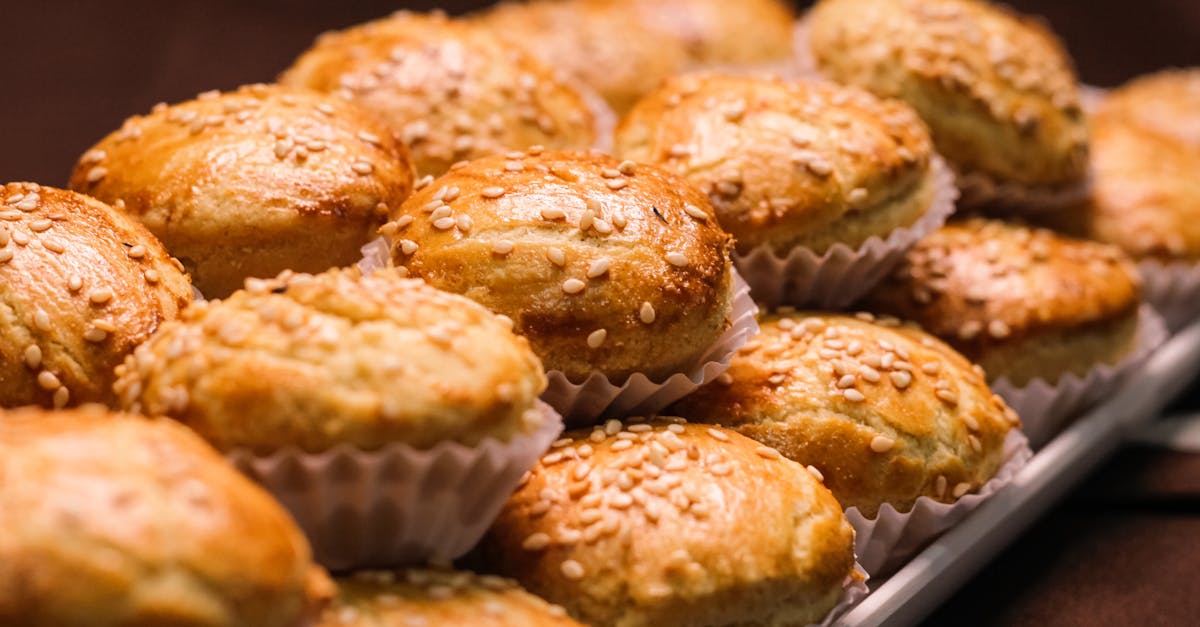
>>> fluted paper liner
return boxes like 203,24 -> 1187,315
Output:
733,155 -> 956,309
846,429 -> 1033,576
1139,260 -> 1200,332
811,563 -> 870,627
991,304 -> 1168,447
543,269 -> 760,426
227,401 -> 564,571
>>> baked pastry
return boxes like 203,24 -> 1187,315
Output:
0,406 -> 331,626
616,74 -> 939,255
69,84 -> 414,298
804,0 -> 1089,202
0,183 -> 192,409
672,312 -> 1019,517
114,267 -> 547,454
1094,68 -> 1200,150
317,570 -> 582,627
476,0 -> 796,115
865,219 -> 1142,387
280,11 -> 601,178
477,419 -> 855,626
381,149 -> 735,384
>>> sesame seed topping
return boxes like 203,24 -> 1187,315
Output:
605,179 -> 628,191
870,435 -> 895,453
127,245 -> 146,259
683,203 -> 708,221
836,374 -> 857,389
922,361 -> 942,375
578,209 -> 594,231
560,560 -> 585,580
562,278 -> 586,294
611,439 -> 633,451
492,240 -> 514,255
399,239 -> 419,255
546,247 -> 566,266
480,186 -> 506,199
0,249 -> 11,264
33,309 -> 51,332
587,329 -> 607,348
756,446 -> 781,460
143,270 -> 159,284
23,345 -> 42,369
85,166 -> 108,183
541,206 -> 565,221
706,428 -> 729,442
665,252 -> 688,267
415,175 -> 433,190
952,482 -> 972,499
958,321 -> 983,340
89,288 -> 113,305
83,327 -> 107,343
455,214 -> 473,232
848,187 -> 868,205
890,370 -> 913,389
963,414 -> 980,431
52,387 -> 69,408
639,302 -> 656,324
351,161 -> 374,175
587,258 -> 610,278
969,435 -> 983,453
601,168 -> 621,179
504,161 -> 524,172
432,217 -> 456,230
618,160 -> 637,175
29,219 -> 52,233
936,389 -> 959,405
37,370 -> 61,390
988,320 -> 1011,339
807,465 -> 825,482
843,389 -> 866,402
422,200 -> 445,213
394,215 -> 414,229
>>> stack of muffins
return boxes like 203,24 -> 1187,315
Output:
0,0 -> 1189,625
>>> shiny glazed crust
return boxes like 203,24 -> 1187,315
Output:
866,219 -> 1143,385
280,11 -> 599,177
0,407 -> 332,627
672,313 -> 1018,517
317,570 -> 583,627
476,0 -> 796,115
69,84 -> 415,298
383,149 -> 735,384
0,184 -> 193,408
114,268 -> 547,454
477,420 -> 855,627
807,0 -> 1088,189
616,74 -> 937,254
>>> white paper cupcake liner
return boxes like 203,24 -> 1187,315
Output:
733,155 -> 956,309
227,401 -> 564,571
953,166 -> 1094,215
845,428 -> 1033,576
811,563 -> 870,627
1139,259 -> 1200,331
991,304 -> 1168,448
544,269 -> 760,426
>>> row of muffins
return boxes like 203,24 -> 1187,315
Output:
4,1 -> 1190,624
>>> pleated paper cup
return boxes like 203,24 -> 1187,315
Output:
1139,260 -> 1200,332
227,401 -> 563,571
732,155 -> 956,309
953,166 -> 1094,215
846,429 -> 1033,576
543,270 -> 760,426
992,304 -> 1168,448
813,564 -> 870,627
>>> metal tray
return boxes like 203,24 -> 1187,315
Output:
841,320 -> 1200,626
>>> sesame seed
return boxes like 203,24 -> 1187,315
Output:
0,211 -> 21,222
706,428 -> 729,442
0,249 -> 12,264
480,186 -> 505,198
52,387 -> 69,408
963,414 -> 980,431
546,247 -> 566,266
922,361 -> 942,375
637,301 -> 657,324
587,329 -> 607,348
890,370 -> 913,389
578,209 -> 595,231
683,203 -> 708,221
504,161 -> 524,172
756,446 -> 781,460
870,435 -> 895,453
843,389 -> 866,402
618,160 -> 637,175
42,239 -> 64,254
432,217 -> 455,230
969,435 -> 983,453
668,144 -> 691,157
611,439 -> 632,451
455,214 -> 473,232
605,179 -> 627,191
601,168 -> 621,179
422,200 -> 445,213
492,240 -> 514,255
562,278 -> 586,294
952,482 -> 972,498
37,370 -> 61,390
958,321 -> 983,340
848,188 -> 868,205
665,252 -> 688,267
936,475 -> 949,498
352,161 -> 374,175
88,288 -> 113,304
541,452 -> 564,465
988,320 -> 1011,339
83,327 -> 107,343
807,465 -> 825,482
143,270 -> 158,284
836,374 -> 857,389
560,560 -> 585,580
611,212 -> 627,229
85,166 -> 108,183
541,206 -> 565,220
398,239 -> 418,255
32,309 -> 51,331
415,175 -> 433,190
357,131 -> 381,145
23,345 -> 42,369
429,206 -> 452,221
936,389 -> 959,405
587,258 -> 610,278
29,219 -> 52,233
127,245 -> 146,259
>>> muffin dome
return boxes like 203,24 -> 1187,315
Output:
673,312 -> 1019,517
0,407 -> 331,627
114,268 -> 547,454
280,11 -> 601,177
382,149 -> 735,384
806,0 -> 1088,194
0,183 -> 192,409
616,74 -> 938,254
70,84 -> 415,298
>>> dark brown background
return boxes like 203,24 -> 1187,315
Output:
2,2 -> 1199,625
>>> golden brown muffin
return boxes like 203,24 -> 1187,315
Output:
477,420 -> 855,627
69,84 -> 414,298
672,312 -> 1019,517
279,11 -> 599,178
616,74 -> 938,254
318,570 -> 582,627
0,183 -> 192,409
806,0 -> 1088,193
1095,68 -> 1200,150
866,219 -> 1142,386
0,407 -> 332,627
477,0 -> 796,115
382,149 -> 735,384
114,268 -> 547,454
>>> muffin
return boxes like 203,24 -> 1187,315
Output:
382,149 -> 738,388
318,570 -> 582,627
0,183 -> 192,409
477,419 -> 856,626
113,267 -> 559,568
476,0 -> 797,115
672,312 -> 1019,518
280,11 -> 602,178
866,219 -> 1143,387
1094,68 -> 1200,149
804,0 -> 1089,207
0,406 -> 331,627
70,84 -> 414,298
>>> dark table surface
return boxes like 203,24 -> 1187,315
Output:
2,2 -> 1199,625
